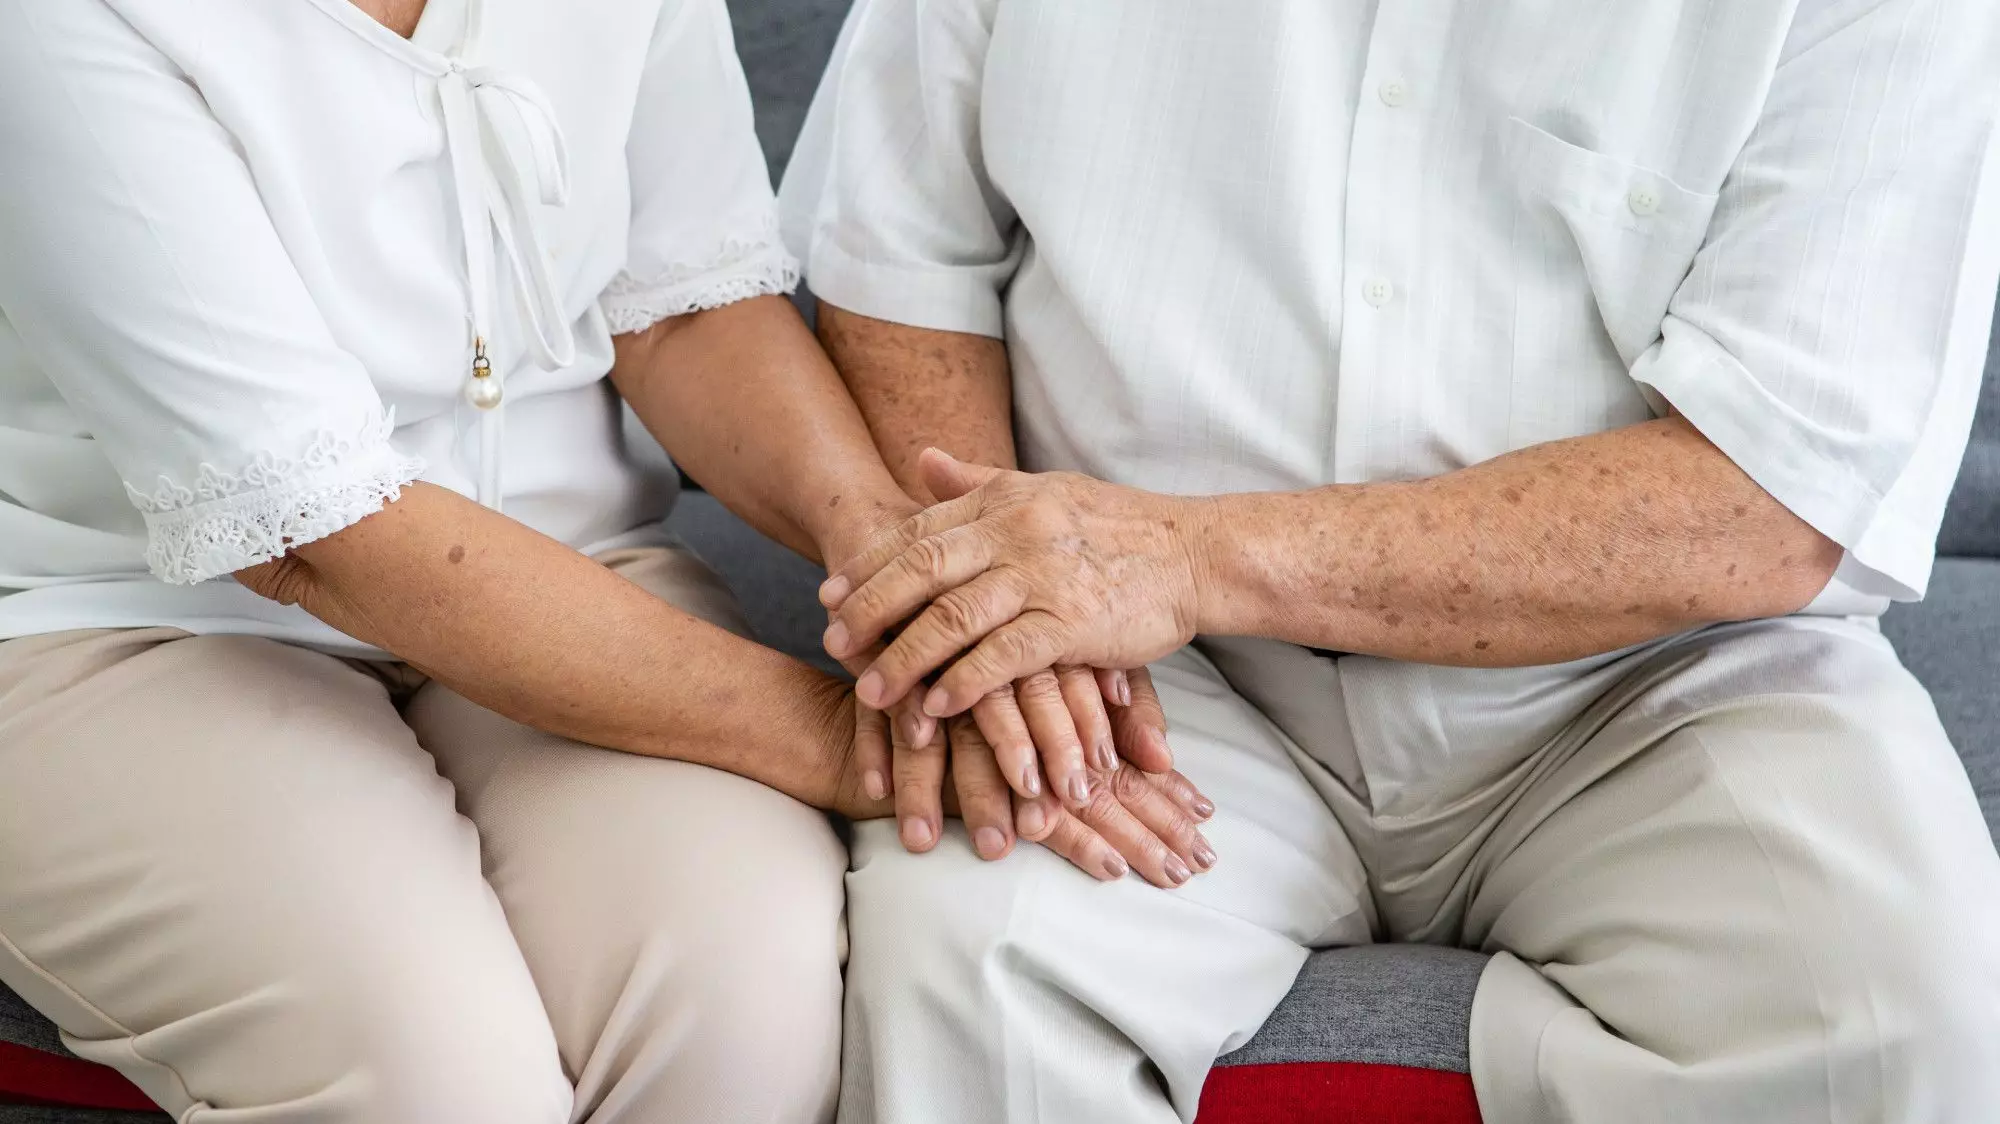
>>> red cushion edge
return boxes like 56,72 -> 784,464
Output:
1198,1060 -> 1482,1124
0,1040 -> 160,1112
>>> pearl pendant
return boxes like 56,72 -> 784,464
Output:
466,374 -> 503,410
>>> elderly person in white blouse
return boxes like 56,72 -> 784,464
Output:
782,0 -> 2000,1122
0,1 -> 1219,1122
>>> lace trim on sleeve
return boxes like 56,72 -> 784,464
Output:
124,410 -> 427,586
600,216 -> 802,335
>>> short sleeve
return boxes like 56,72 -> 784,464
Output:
0,0 -> 423,586
776,0 -> 1022,339
599,0 -> 799,334
1630,0 -> 2000,599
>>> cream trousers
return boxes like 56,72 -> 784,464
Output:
0,546 -> 848,1124
840,615 -> 2000,1124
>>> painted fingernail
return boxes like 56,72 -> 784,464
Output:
974,826 -> 1008,859
922,686 -> 951,717
863,770 -> 888,801
1101,853 -> 1130,880
1018,802 -> 1048,836
900,710 -> 931,746
1192,840 -> 1217,870
1093,739 -> 1118,772
901,816 -> 934,849
1164,856 -> 1193,885
1193,796 -> 1215,819
1020,763 -> 1042,798
1114,672 -> 1132,707
856,670 -> 885,708
1067,774 -> 1091,806
824,620 -> 851,656
820,575 -> 852,607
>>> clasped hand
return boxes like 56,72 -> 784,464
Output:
824,451 -> 1216,888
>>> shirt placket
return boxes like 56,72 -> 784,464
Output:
1331,0 -> 1441,487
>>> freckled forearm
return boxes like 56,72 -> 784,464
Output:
1185,417 -> 1842,666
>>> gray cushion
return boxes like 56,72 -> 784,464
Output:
1880,557 -> 2000,828
1938,301 -> 2000,558
1214,946 -> 1490,1072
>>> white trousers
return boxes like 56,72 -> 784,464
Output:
840,616 -> 2000,1124
0,547 -> 848,1124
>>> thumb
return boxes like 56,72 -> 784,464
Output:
918,447 -> 1003,502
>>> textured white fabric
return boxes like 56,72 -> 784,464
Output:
0,0 -> 796,644
839,625 -> 2000,1124
780,0 -> 2000,602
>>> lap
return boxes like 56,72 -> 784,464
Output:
0,627 -> 567,1120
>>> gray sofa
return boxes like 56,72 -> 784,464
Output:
2,1 -> 1994,1121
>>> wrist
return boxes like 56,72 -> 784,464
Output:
1179,490 -> 1289,639
814,488 -> 922,572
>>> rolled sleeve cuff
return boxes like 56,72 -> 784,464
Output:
802,234 -> 1008,339
1631,319 -> 1930,600
124,411 -> 426,585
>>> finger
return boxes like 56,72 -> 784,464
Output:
819,494 -> 984,610
1013,786 -> 1065,845
1016,669 -> 1090,808
890,717 -> 948,854
1057,665 -> 1117,774
971,686 -> 1042,800
1113,766 -> 1216,874
852,701 -> 892,805
891,690 -> 937,750
1073,784 -> 1194,890
1095,667 -> 1132,708
856,570 -> 1028,711
824,523 -> 998,660
1029,807 -> 1131,883
917,447 -> 1006,502
1152,768 -> 1215,822
1109,665 -> 1174,774
947,716 -> 1016,861
924,611 -> 1069,718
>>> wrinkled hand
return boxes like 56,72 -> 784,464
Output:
822,449 -> 1205,720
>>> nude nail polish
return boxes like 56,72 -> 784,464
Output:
1068,775 -> 1091,806
1192,840 -> 1217,869
1021,764 -> 1042,797
1165,856 -> 1192,885
1102,853 -> 1129,880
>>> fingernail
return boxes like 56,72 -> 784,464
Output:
1021,763 -> 1042,797
1018,802 -> 1048,836
863,770 -> 888,801
1093,739 -> 1118,772
856,670 -> 885,707
824,620 -> 851,657
820,575 -> 852,607
1192,840 -> 1217,870
974,826 -> 1008,859
901,816 -> 934,849
1165,856 -> 1192,885
922,686 -> 951,717
1067,774 -> 1091,807
1193,796 -> 1215,819
900,710 -> 931,746
1101,853 -> 1129,880
1114,673 -> 1132,707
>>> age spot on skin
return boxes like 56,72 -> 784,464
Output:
1474,639 -> 1491,651
1502,486 -> 1524,505
447,544 -> 465,564
1727,563 -> 1738,576
1733,504 -> 1748,518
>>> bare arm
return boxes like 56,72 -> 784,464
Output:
240,481 -> 883,816
824,414 -> 1844,715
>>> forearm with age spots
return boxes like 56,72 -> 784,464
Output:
1188,417 -> 1843,666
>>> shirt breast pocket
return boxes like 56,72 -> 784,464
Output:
1500,116 -> 1719,370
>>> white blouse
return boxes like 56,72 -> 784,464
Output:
0,0 -> 796,653
783,0 -> 2000,609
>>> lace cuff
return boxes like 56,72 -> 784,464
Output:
601,219 -> 802,335
123,411 -> 427,585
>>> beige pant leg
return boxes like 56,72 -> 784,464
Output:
0,629 -> 572,1123
1459,618 -> 2000,1124
838,646 -> 1372,1124
406,545 -> 850,1124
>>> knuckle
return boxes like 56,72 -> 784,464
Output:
1015,670 -> 1063,705
928,588 -> 983,637
908,536 -> 952,581
1111,767 -> 1151,804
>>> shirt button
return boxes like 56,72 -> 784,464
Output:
1627,186 -> 1661,217
1363,277 -> 1396,307
1379,80 -> 1409,108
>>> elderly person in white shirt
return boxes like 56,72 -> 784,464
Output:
0,1 -> 1217,1121
783,0 -> 2000,1120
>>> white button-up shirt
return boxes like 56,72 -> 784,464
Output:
0,0 -> 794,651
781,0 -> 2000,607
